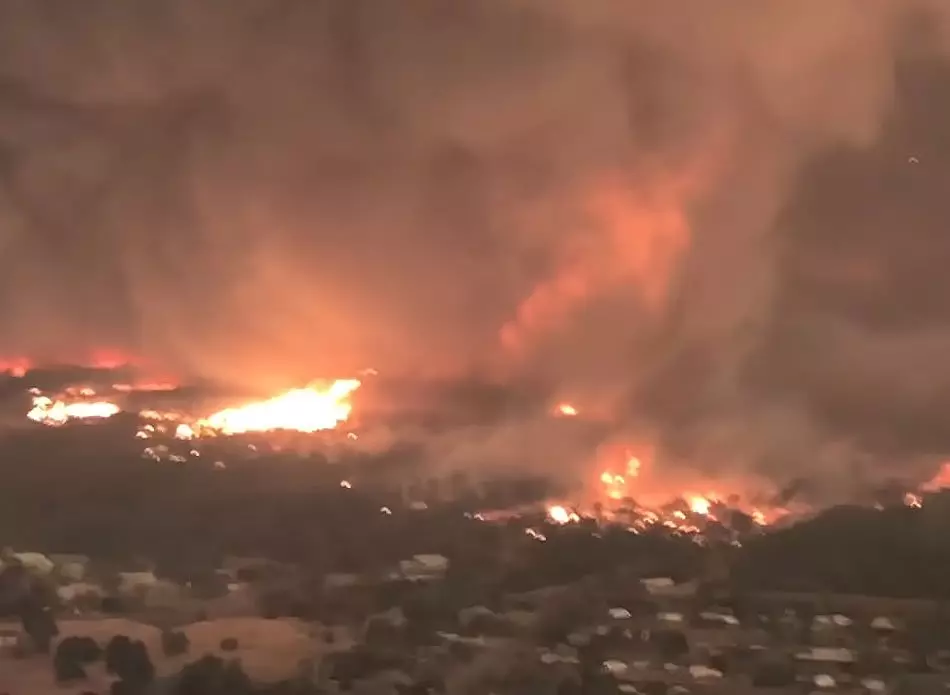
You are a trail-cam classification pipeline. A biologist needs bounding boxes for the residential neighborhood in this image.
[3,540,950,695]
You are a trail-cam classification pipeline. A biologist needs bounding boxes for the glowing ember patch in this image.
[688,495,711,516]
[554,403,578,417]
[600,471,628,500]
[27,395,120,426]
[175,423,196,440]
[198,379,360,434]
[547,505,580,525]
[904,492,923,509]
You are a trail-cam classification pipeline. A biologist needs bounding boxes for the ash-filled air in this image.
[1,1,950,500]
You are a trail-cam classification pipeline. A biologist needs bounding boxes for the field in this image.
[0,616,351,695]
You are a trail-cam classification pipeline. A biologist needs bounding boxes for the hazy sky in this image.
[1,1,949,494]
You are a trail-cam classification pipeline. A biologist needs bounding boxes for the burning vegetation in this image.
[3,357,950,547]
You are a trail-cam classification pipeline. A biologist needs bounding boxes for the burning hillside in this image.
[5,356,950,547]
[19,371,362,437]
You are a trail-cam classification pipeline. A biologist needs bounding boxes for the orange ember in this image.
[547,505,580,525]
[554,403,578,417]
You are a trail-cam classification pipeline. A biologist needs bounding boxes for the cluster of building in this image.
[5,542,950,695]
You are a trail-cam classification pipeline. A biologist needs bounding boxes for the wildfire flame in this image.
[554,403,578,417]
[27,395,120,426]
[547,505,580,525]
[196,379,361,435]
[687,494,712,516]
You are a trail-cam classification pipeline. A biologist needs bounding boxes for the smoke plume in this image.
[1,1,949,497]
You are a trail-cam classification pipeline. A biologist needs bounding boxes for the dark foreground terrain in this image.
[1,421,949,601]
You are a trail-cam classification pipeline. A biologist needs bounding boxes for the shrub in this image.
[53,653,87,683]
[56,635,102,664]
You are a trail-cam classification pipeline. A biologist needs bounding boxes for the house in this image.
[0,627,20,651]
[9,552,54,575]
[697,610,740,627]
[793,646,857,684]
[56,582,105,604]
[794,646,856,664]
[48,554,91,582]
[640,577,698,600]
[642,577,676,592]
[398,554,449,581]
[117,571,159,596]
[871,616,897,631]
[324,573,362,589]
[143,579,185,608]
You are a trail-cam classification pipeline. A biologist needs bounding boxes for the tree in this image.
[56,635,102,664]
[111,681,140,695]
[54,652,87,683]
[364,616,403,647]
[19,602,58,654]
[105,636,154,687]
[220,637,239,652]
[176,655,253,695]
[162,629,190,657]
[752,660,795,688]
[652,629,689,662]
[105,635,133,674]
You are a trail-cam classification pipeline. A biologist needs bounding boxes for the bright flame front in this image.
[197,379,361,435]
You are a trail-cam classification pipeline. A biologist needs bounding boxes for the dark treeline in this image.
[2,424,950,599]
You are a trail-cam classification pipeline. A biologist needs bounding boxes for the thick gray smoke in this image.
[0,1,949,497]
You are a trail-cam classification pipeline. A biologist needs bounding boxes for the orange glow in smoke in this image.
[922,461,950,492]
[499,158,717,355]
[112,382,177,393]
[197,379,361,434]
[554,403,578,417]
[0,358,31,378]
[89,349,136,370]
